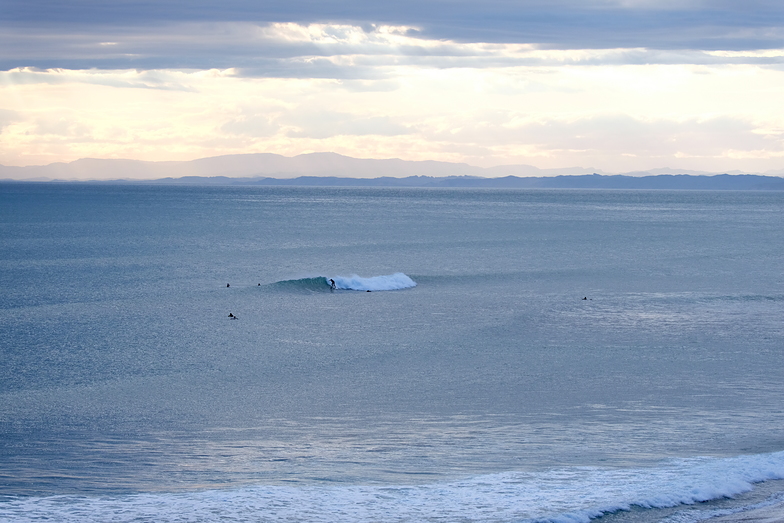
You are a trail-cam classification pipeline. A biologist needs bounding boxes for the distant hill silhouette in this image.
[1,152,783,189]
[138,173,784,190]
[0,152,591,180]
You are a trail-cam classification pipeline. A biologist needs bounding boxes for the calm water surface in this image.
[1,184,783,522]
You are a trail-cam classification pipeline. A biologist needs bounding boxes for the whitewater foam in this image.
[329,273,417,291]
[660,491,784,523]
[2,452,782,523]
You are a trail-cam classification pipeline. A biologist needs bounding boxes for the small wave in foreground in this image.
[2,451,783,523]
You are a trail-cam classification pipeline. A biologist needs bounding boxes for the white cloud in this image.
[1,24,784,174]
[221,115,281,137]
[283,110,411,139]
[1,67,197,90]
[0,108,19,130]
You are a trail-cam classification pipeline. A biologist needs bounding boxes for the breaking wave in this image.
[2,451,783,523]
[273,273,416,292]
[330,272,416,291]
[272,276,334,293]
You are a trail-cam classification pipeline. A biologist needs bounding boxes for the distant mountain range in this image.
[0,152,601,180]
[2,152,783,190]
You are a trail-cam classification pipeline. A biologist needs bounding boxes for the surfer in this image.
[228,313,237,319]
[329,279,336,290]
[227,283,230,288]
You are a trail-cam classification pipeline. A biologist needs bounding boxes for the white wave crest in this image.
[331,272,416,291]
[2,451,784,523]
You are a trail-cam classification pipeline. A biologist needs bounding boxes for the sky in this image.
[1,0,784,174]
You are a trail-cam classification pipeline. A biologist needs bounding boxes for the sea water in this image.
[0,184,782,522]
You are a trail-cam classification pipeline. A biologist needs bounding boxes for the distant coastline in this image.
[4,173,784,190]
[2,152,783,190]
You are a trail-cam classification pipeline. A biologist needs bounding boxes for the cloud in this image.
[1,18,783,174]
[2,0,784,72]
[2,22,783,79]
[34,117,93,138]
[221,115,280,137]
[4,1,782,47]
[429,114,784,172]
[0,67,197,91]
[441,114,782,154]
[0,109,19,130]
[284,111,411,138]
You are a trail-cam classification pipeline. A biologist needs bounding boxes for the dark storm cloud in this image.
[1,0,782,72]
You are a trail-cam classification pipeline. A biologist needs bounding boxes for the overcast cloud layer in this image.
[1,0,783,174]
[4,0,784,51]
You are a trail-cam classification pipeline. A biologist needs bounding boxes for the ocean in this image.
[1,183,783,522]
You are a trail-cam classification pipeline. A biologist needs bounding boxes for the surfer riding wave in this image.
[326,273,416,291]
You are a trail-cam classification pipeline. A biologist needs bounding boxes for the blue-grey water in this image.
[1,184,783,522]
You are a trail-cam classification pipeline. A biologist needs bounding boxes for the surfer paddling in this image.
[228,313,237,320]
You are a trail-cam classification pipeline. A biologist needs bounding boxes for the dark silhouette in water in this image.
[227,283,230,288]
[329,279,336,290]
[228,313,237,320]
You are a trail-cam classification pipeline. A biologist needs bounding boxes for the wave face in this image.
[331,272,416,291]
[1,451,783,523]
[272,276,333,292]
